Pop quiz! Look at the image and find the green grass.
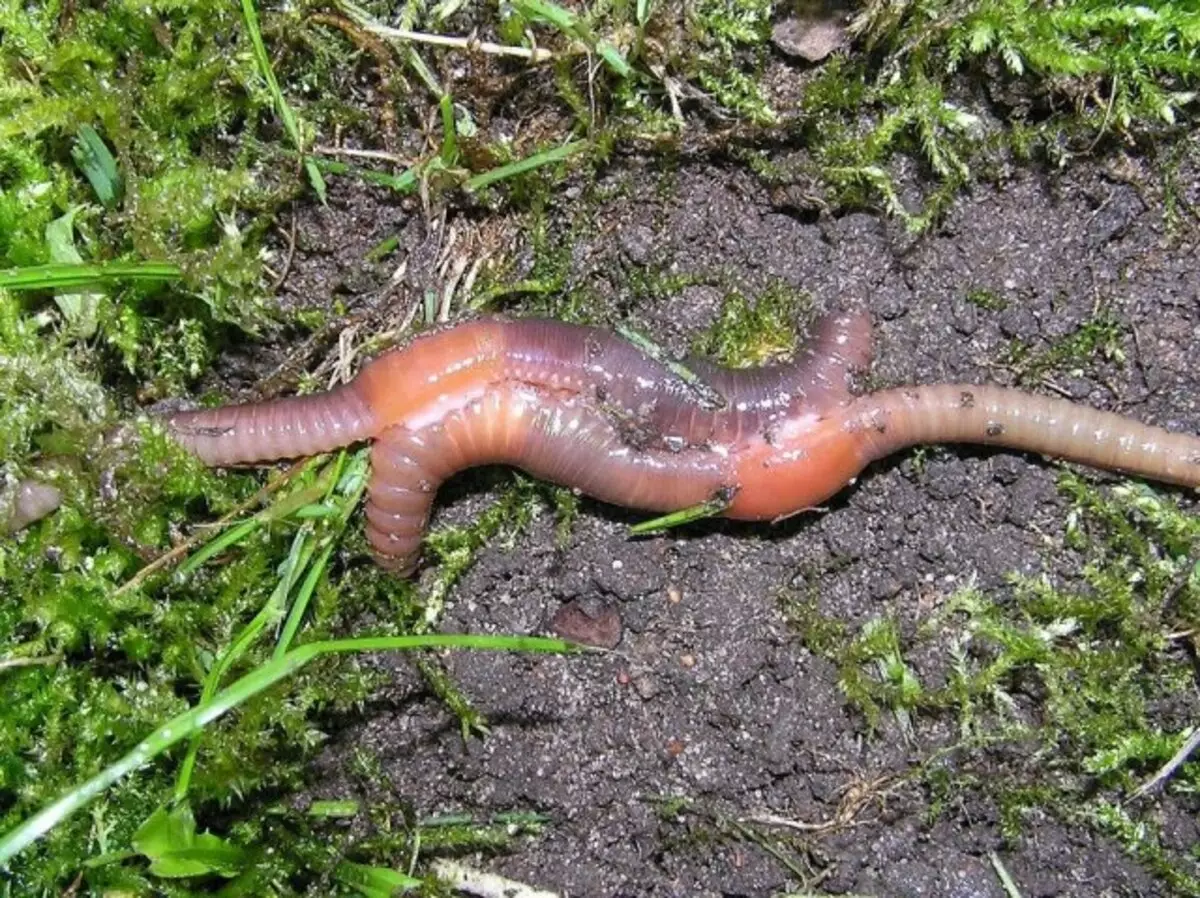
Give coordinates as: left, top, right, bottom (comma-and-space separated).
0, 442, 574, 890
2, 0, 1198, 891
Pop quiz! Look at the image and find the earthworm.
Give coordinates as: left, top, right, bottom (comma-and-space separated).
9, 312, 1200, 574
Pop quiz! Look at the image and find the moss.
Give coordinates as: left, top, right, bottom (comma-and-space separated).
786, 476, 1200, 890
858, 0, 1200, 133
692, 283, 810, 368
423, 475, 552, 584
799, 57, 981, 229
1005, 309, 1125, 384
822, 0, 1200, 225
651, 794, 693, 821
965, 288, 1008, 311
781, 596, 847, 659
0, 144, 74, 266
0, 0, 285, 406
685, 0, 776, 124
0, 450, 405, 892
411, 810, 548, 855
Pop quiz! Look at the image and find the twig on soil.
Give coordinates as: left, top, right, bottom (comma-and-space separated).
430, 859, 561, 898
311, 145, 413, 166
0, 652, 63, 672
1130, 725, 1200, 801
743, 772, 901, 834
268, 212, 299, 292
988, 851, 1025, 898
741, 812, 840, 833
350, 22, 558, 63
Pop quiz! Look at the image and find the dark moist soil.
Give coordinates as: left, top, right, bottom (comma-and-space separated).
253, 157, 1199, 896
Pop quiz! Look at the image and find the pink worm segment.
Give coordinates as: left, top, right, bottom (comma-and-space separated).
365, 385, 728, 572
11, 313, 1200, 574
846, 384, 1200, 487
167, 384, 378, 466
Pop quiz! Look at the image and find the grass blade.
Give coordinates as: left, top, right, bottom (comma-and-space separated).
173, 523, 317, 801
313, 158, 421, 193
274, 542, 334, 659
240, 0, 327, 202
440, 94, 459, 165
464, 140, 587, 191
596, 39, 633, 78
512, 0, 631, 75
0, 633, 578, 866
0, 262, 182, 291
71, 125, 123, 209
514, 0, 581, 37
176, 519, 261, 577
628, 492, 733, 535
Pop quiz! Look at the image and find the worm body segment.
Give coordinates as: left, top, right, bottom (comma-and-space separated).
365, 384, 730, 572
846, 384, 1200, 489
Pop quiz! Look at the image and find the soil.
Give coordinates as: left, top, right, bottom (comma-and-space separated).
248, 153, 1199, 896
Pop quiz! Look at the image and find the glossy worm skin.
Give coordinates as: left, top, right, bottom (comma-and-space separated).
10, 313, 1200, 573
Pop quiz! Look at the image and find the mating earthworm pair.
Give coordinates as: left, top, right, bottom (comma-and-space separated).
9, 312, 1200, 574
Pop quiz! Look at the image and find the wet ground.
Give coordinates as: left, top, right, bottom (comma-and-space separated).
249, 155, 1199, 896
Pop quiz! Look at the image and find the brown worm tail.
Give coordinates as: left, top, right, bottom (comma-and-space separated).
165, 384, 379, 467
847, 384, 1200, 488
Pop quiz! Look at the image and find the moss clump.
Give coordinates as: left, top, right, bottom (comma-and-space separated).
0, 452, 396, 892
965, 288, 1008, 311
693, 283, 811, 368
1, 0, 280, 311
799, 55, 981, 228
785, 475, 1200, 890
685, 0, 776, 124
855, 0, 1200, 134
777, 0, 1197, 226
1005, 310, 1125, 384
